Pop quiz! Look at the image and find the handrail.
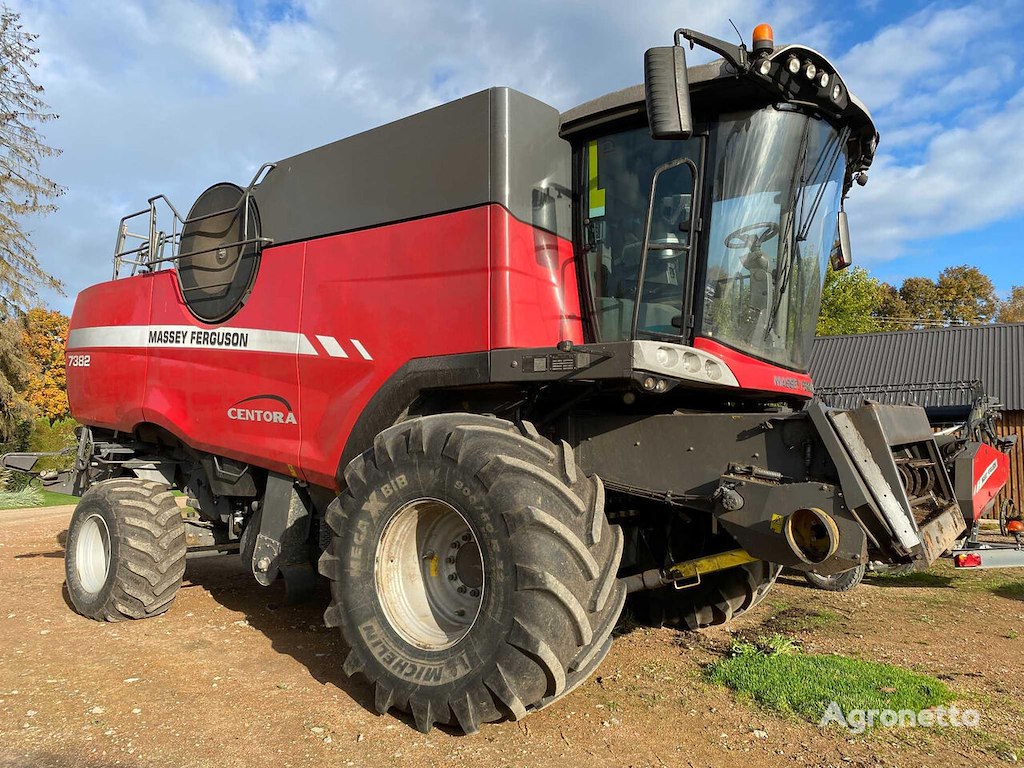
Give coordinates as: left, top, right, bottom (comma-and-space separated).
112, 162, 276, 279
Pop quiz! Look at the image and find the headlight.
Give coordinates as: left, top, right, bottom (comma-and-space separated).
818, 71, 830, 87
786, 55, 801, 74
831, 83, 843, 101
655, 346, 679, 368
758, 59, 772, 76
803, 60, 817, 80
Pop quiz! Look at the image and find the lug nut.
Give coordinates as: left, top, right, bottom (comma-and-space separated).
448, 573, 457, 581
457, 586, 467, 594
446, 556, 456, 564
470, 589, 480, 597
256, 557, 271, 572
461, 533, 471, 542
451, 541, 460, 549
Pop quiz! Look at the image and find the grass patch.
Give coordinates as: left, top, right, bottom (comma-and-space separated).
707, 635, 954, 726
38, 488, 78, 506
0, 485, 78, 510
0, 486, 43, 509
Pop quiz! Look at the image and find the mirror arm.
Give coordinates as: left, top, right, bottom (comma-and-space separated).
675, 28, 748, 70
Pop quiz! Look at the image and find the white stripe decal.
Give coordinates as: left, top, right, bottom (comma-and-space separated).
350, 339, 373, 360
68, 325, 321, 356
315, 335, 348, 358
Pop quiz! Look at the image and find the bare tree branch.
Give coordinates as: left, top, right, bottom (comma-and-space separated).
0, 6, 65, 310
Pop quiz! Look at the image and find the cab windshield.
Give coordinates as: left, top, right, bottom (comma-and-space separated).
702, 108, 846, 370
580, 107, 846, 372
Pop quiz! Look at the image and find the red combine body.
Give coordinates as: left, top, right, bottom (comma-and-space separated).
22, 24, 973, 733
70, 203, 583, 487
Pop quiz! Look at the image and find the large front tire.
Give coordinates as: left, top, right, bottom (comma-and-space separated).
319, 414, 626, 733
65, 479, 187, 621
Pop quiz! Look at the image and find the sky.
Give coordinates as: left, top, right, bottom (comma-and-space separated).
9, 0, 1024, 312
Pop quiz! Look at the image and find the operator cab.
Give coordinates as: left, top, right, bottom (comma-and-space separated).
561, 24, 878, 391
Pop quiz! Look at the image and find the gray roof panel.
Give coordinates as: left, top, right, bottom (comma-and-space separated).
810, 324, 1024, 410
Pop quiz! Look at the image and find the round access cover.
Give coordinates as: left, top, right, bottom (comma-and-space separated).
177, 183, 262, 323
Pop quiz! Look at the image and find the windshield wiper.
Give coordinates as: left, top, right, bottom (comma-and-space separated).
764, 122, 812, 336
765, 124, 848, 336
796, 126, 849, 242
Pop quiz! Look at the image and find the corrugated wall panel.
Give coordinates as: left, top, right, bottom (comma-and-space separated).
811, 323, 1024, 410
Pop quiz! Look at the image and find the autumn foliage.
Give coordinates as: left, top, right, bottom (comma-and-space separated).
21, 307, 68, 421
818, 263, 1016, 336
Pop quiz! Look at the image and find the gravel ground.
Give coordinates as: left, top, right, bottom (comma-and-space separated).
2, 505, 1024, 768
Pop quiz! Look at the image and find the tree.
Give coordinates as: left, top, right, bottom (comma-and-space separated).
816, 265, 883, 336
936, 265, 997, 325
898, 277, 943, 327
0, 313, 31, 443
0, 8, 64, 308
875, 282, 913, 331
997, 285, 1024, 324
21, 306, 67, 420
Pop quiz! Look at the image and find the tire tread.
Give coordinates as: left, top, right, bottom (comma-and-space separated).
66, 479, 187, 622
324, 414, 626, 733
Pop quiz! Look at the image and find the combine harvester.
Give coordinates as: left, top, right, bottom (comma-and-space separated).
6, 23, 972, 732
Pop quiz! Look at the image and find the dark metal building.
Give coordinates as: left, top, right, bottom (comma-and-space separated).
811, 323, 1024, 516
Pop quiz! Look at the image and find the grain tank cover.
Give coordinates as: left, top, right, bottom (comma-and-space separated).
253, 87, 572, 245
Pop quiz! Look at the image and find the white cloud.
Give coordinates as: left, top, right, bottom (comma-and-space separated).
879, 122, 941, 148
838, 2, 1024, 265
6, 0, 1023, 309
850, 87, 1024, 263
12, 0, 807, 309
838, 4, 1008, 116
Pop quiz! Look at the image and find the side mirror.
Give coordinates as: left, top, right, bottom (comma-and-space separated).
644, 45, 693, 140
830, 210, 852, 270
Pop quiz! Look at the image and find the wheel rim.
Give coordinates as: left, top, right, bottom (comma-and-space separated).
374, 498, 484, 651
76, 514, 111, 594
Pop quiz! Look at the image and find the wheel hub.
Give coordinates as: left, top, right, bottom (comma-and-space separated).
374, 498, 484, 650
75, 514, 111, 594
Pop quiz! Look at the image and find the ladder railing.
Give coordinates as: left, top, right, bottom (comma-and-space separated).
112, 163, 275, 279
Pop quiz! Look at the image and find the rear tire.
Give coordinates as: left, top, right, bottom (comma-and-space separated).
640, 560, 780, 630
802, 563, 866, 592
65, 479, 187, 621
319, 414, 626, 733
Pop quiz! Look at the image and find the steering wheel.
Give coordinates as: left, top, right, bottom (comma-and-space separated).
724, 222, 780, 250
